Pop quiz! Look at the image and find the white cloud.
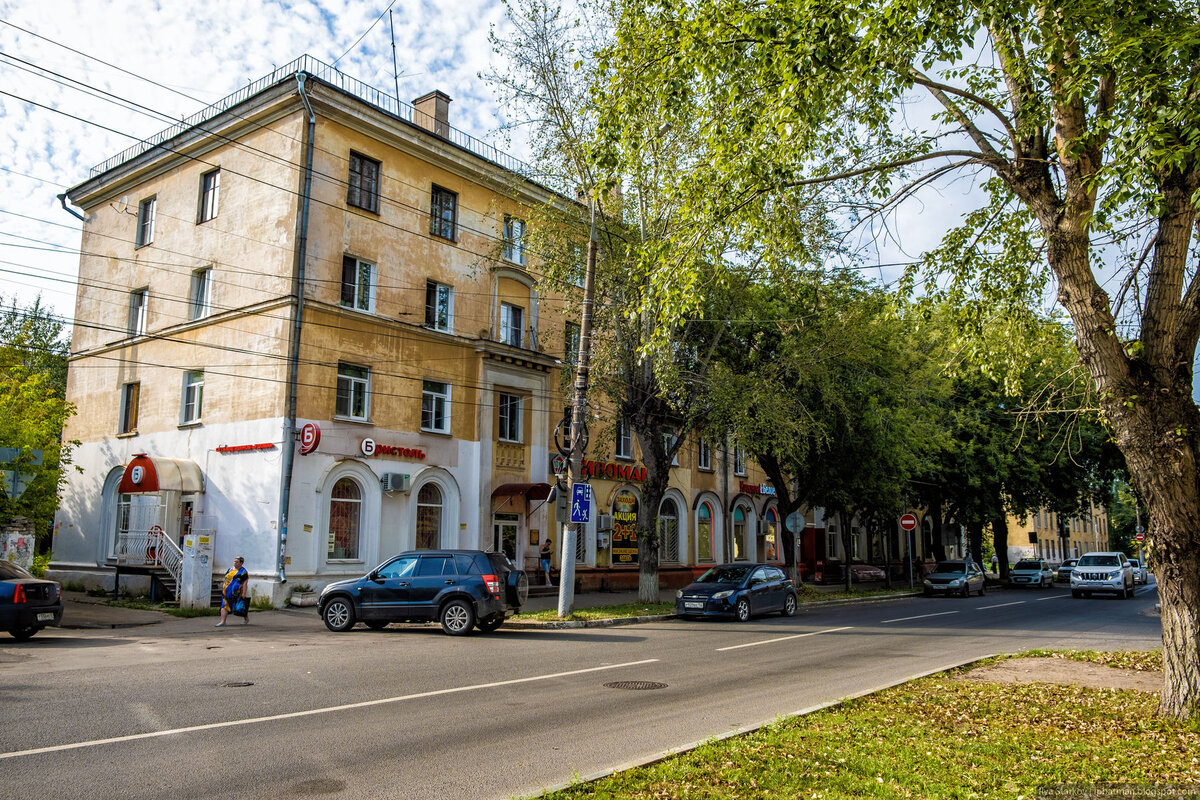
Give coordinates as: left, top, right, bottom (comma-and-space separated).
0, 0, 519, 320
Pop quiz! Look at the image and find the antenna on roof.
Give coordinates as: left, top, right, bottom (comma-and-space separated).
389, 9, 401, 101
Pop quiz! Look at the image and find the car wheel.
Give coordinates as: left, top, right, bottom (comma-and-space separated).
735, 598, 752, 622
978, 582, 986, 596
477, 615, 504, 633
321, 596, 356, 632
1125, 584, 1134, 599
923, 588, 932, 597
364, 620, 389, 630
960, 583, 970, 598
440, 599, 476, 636
781, 593, 798, 617
9, 625, 39, 640
1072, 590, 1082, 598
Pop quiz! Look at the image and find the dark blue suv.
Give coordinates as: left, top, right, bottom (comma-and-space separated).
317, 550, 528, 635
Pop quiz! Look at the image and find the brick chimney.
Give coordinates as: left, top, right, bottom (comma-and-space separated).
413, 91, 451, 138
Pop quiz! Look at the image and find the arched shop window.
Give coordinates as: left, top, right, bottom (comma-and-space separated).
764, 508, 779, 561
416, 483, 443, 549
697, 502, 714, 563
329, 477, 362, 559
659, 498, 679, 563
733, 506, 748, 560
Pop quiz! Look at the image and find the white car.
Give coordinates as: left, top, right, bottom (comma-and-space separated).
1070, 552, 1134, 598
1127, 558, 1148, 585
1009, 558, 1054, 588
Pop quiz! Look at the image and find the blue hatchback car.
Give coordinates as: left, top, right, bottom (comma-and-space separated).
676, 563, 798, 621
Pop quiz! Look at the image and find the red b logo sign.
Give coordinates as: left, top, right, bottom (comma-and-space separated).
299, 422, 321, 455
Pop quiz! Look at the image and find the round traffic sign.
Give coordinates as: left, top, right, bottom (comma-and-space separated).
1135, 531, 1145, 543
899, 513, 918, 531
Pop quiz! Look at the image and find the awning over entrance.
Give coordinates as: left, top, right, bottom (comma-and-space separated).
491, 482, 553, 501
118, 453, 204, 494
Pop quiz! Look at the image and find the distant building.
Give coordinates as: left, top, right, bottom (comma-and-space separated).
1005, 504, 1111, 563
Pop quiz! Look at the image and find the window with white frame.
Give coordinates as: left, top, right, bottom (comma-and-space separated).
615, 418, 633, 459
421, 380, 450, 433
498, 392, 522, 442
734, 445, 747, 476
181, 370, 203, 424
336, 363, 370, 420
659, 498, 679, 563
732, 506, 747, 560
128, 288, 147, 336
430, 185, 457, 240
503, 215, 526, 265
328, 477, 362, 559
189, 267, 212, 320
347, 152, 381, 213
697, 438, 712, 470
198, 168, 220, 222
424, 280, 453, 332
500, 302, 524, 347
341, 256, 375, 312
136, 197, 155, 247
119, 382, 140, 434
697, 502, 714, 562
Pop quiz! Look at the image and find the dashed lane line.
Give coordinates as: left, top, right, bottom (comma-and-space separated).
977, 601, 1025, 610
880, 611, 959, 624
715, 626, 854, 652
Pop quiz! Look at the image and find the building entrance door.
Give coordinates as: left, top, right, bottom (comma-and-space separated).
493, 513, 521, 561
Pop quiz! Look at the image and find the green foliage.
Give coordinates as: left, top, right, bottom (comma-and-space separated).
31, 550, 51, 577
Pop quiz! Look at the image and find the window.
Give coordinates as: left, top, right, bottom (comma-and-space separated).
341, 256, 375, 312
697, 438, 712, 470
564, 322, 581, 367
498, 392, 522, 442
430, 185, 457, 240
189, 268, 212, 320
136, 197, 155, 247
425, 280, 453, 332
421, 380, 450, 433
734, 445, 747, 476
664, 429, 679, 466
697, 502, 714, 562
503, 215, 526, 265
198, 168, 220, 222
415, 483, 443, 549
500, 302, 524, 347
659, 498, 679, 564
347, 152, 381, 213
328, 477, 362, 559
128, 289, 147, 336
616, 418, 633, 459
119, 382, 140, 434
181, 370, 204, 424
569, 243, 586, 287
336, 363, 370, 420
732, 507, 747, 560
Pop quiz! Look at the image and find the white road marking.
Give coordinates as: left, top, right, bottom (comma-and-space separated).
1034, 594, 1070, 601
881, 611, 959, 624
977, 601, 1025, 610
0, 658, 660, 761
715, 626, 853, 652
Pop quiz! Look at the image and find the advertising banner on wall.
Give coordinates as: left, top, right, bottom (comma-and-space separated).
611, 489, 640, 564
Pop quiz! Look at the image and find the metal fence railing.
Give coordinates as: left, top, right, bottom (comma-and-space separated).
116, 528, 183, 592
88, 54, 534, 181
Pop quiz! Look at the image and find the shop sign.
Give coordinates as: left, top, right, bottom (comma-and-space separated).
216, 442, 276, 454
739, 481, 776, 496
360, 438, 426, 460
582, 459, 646, 482
299, 422, 321, 455
611, 489, 639, 564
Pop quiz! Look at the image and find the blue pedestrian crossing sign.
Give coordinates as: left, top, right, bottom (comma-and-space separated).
570, 483, 592, 523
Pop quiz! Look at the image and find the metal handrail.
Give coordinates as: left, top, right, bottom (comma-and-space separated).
87, 54, 535, 181
115, 529, 183, 593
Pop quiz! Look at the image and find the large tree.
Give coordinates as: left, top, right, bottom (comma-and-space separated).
597, 0, 1200, 719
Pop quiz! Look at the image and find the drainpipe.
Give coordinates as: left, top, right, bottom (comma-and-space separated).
276, 72, 316, 585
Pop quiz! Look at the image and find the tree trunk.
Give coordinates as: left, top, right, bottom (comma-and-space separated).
965, 520, 985, 566
991, 515, 1010, 579
840, 511, 853, 591
759, 455, 802, 582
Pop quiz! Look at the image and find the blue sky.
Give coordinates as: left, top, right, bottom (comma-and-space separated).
0, 0, 522, 320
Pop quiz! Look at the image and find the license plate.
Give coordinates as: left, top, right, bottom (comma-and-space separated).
684, 601, 705, 610
36, 612, 55, 622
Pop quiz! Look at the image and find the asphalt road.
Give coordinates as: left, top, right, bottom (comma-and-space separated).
1, 582, 1161, 800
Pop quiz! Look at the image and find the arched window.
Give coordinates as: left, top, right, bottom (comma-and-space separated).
329, 477, 362, 559
697, 502, 714, 563
733, 506, 747, 561
659, 498, 679, 564
764, 508, 779, 562
416, 483, 443, 549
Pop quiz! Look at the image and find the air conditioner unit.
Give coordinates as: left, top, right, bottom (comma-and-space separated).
381, 473, 411, 493
597, 513, 614, 531
757, 520, 770, 536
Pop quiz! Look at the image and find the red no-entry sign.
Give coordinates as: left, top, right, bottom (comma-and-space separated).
899, 513, 918, 531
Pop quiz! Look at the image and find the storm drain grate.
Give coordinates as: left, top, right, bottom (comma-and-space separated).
604, 680, 668, 691
221, 681, 255, 688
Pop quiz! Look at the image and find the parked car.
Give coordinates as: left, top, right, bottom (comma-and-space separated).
1009, 558, 1054, 588
1070, 552, 1134, 598
676, 563, 798, 621
922, 560, 986, 597
849, 564, 887, 582
1127, 558, 1148, 585
1, 560, 63, 640
1055, 558, 1078, 582
317, 549, 528, 635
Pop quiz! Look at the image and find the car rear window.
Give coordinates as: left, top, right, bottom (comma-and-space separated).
457, 554, 481, 575
416, 556, 455, 576
0, 561, 33, 579
486, 552, 513, 573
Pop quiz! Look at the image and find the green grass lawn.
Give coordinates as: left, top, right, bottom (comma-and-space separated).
541, 651, 1196, 799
